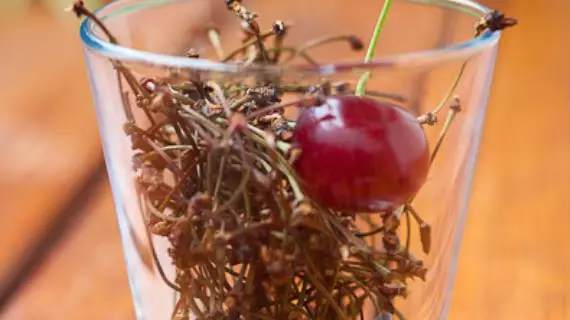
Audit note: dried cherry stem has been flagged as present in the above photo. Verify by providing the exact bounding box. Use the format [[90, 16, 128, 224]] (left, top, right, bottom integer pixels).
[[144, 137, 183, 177], [267, 47, 295, 62], [213, 148, 252, 214], [404, 207, 411, 256], [69, 1, 152, 126], [355, 0, 393, 96], [225, 0, 272, 63], [222, 30, 276, 62], [300, 34, 364, 53], [355, 226, 384, 238], [207, 27, 225, 60], [67, 1, 117, 43], [404, 203, 431, 254], [185, 290, 206, 319], [146, 198, 184, 223], [418, 11, 517, 125], [428, 96, 461, 168], [242, 45, 259, 66], [146, 225, 182, 292], [302, 249, 349, 320], [230, 95, 254, 110], [118, 74, 135, 123], [170, 91, 196, 106], [135, 145, 194, 162], [417, 63, 466, 127], [252, 25, 271, 63], [406, 90, 465, 254], [68, 3, 146, 98], [271, 47, 321, 66], [245, 125, 304, 201], [206, 81, 232, 117], [271, 20, 287, 63], [245, 96, 317, 121], [280, 35, 363, 66], [206, 148, 216, 196], [357, 215, 380, 250], [336, 274, 383, 315], [158, 157, 202, 212], [177, 102, 224, 136]]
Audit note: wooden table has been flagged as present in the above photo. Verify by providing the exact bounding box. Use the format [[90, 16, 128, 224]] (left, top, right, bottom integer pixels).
[[1, 1, 569, 319]]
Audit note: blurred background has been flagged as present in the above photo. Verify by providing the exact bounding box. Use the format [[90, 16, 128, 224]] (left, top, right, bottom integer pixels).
[[0, 0, 568, 319]]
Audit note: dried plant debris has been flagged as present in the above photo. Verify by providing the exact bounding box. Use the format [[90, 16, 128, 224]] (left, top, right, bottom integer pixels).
[[70, 1, 517, 319]]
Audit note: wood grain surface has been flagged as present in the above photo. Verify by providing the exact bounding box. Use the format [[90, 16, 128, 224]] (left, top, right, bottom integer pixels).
[[0, 0, 569, 319]]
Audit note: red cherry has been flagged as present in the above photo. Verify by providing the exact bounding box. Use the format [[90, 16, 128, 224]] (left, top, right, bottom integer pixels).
[[291, 95, 430, 213]]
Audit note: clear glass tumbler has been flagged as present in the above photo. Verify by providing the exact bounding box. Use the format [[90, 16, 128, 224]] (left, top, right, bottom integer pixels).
[[79, 0, 503, 319]]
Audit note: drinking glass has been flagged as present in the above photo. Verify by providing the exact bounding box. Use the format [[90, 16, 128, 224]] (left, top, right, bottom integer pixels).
[[79, 0, 502, 319]]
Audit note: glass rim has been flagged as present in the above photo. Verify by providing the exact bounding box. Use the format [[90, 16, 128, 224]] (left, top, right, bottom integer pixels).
[[80, 0, 501, 75]]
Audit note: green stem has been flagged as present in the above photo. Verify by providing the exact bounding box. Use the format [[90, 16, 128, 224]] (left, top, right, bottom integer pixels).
[[355, 0, 393, 96], [432, 61, 467, 115]]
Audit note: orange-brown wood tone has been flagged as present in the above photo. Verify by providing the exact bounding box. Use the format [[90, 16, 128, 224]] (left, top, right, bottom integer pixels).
[[0, 0, 568, 319]]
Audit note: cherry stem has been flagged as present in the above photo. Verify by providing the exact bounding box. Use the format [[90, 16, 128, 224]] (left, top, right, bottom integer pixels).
[[142, 219, 182, 292], [407, 100, 462, 205], [246, 125, 305, 201], [72, 4, 118, 44], [244, 96, 315, 121], [302, 249, 350, 320], [274, 47, 320, 66], [431, 62, 467, 116], [298, 34, 364, 54], [418, 30, 480, 125], [206, 80, 232, 117], [429, 96, 461, 168], [404, 207, 411, 257], [207, 28, 225, 60], [355, 0, 393, 96], [355, 226, 384, 238], [222, 29, 276, 62], [405, 204, 425, 226]]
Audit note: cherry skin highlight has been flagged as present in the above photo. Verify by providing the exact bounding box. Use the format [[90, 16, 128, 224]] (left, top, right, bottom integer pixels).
[[291, 95, 430, 213]]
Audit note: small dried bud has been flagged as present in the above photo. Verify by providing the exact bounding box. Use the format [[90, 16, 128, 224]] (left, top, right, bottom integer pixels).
[[246, 85, 280, 106], [380, 282, 407, 298], [419, 223, 432, 254], [417, 111, 438, 126], [476, 10, 518, 35], [227, 0, 257, 23], [225, 0, 241, 9], [137, 163, 163, 188], [347, 35, 364, 50], [139, 77, 157, 92], [450, 96, 462, 113], [65, 0, 85, 18], [248, 20, 261, 34], [151, 221, 172, 236], [272, 20, 287, 36], [122, 122, 137, 135], [185, 48, 200, 58]]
